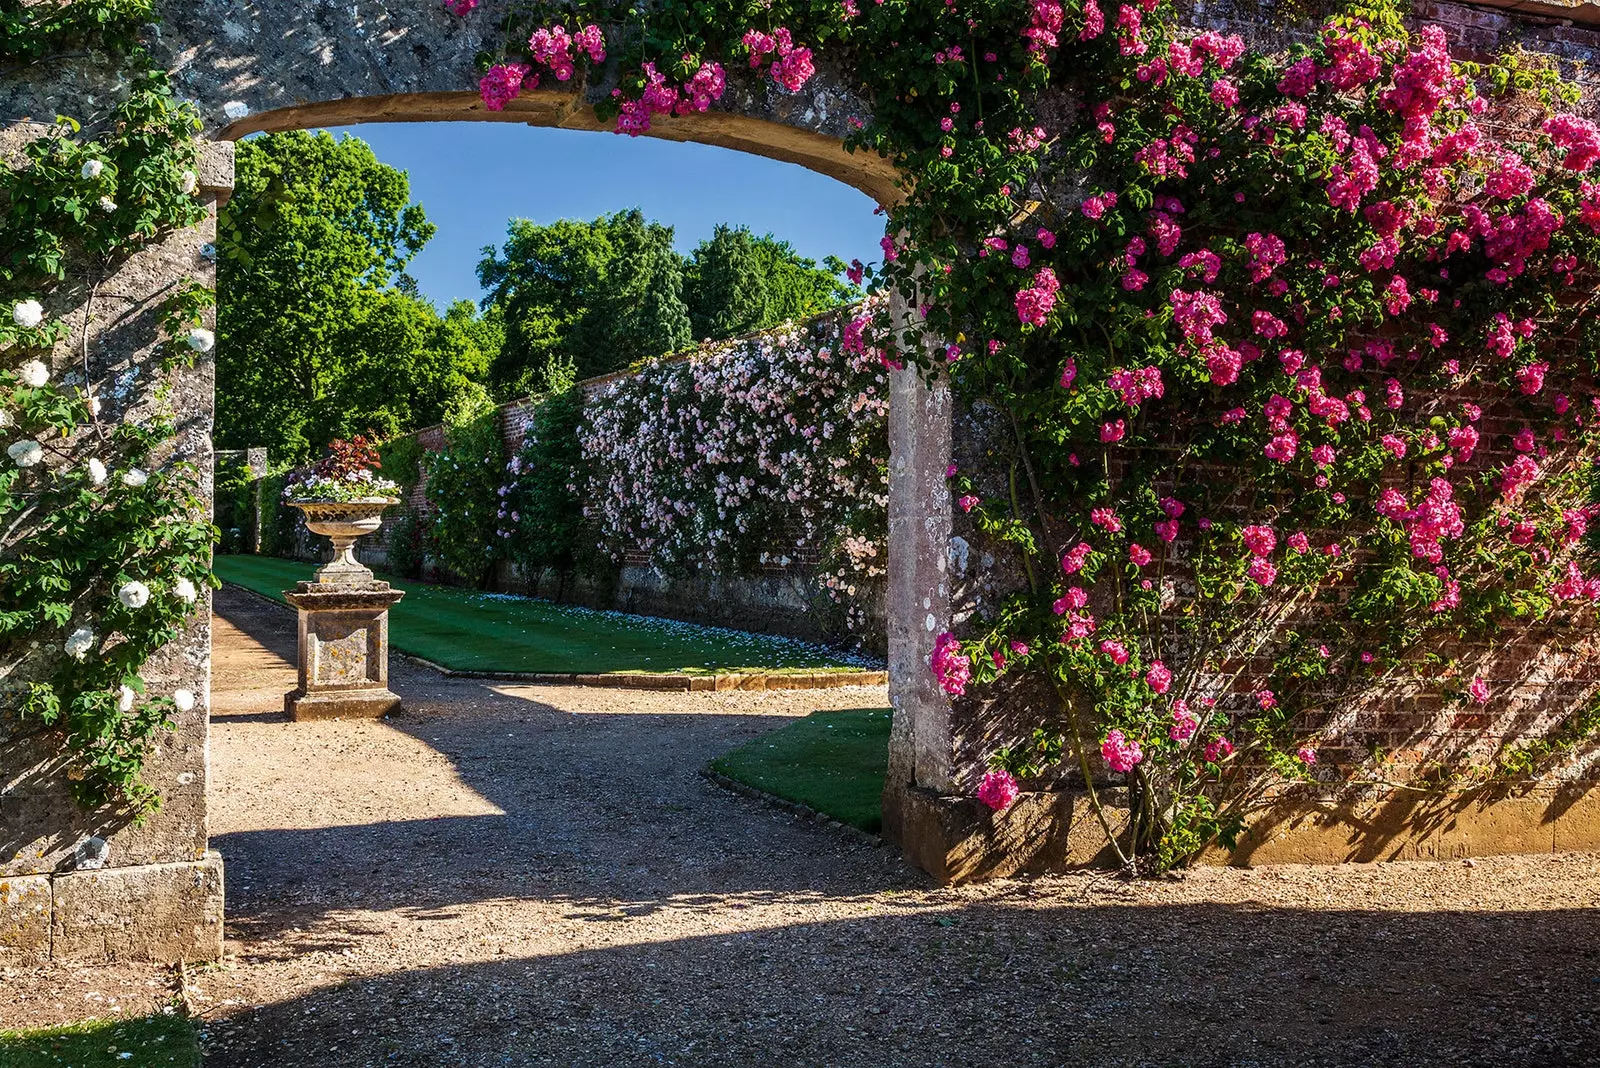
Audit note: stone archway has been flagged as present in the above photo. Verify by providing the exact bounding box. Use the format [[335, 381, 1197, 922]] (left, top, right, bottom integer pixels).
[[0, 1, 958, 965]]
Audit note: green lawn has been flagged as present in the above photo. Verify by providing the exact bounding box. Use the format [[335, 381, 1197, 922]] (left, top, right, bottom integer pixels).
[[709, 707, 891, 831], [0, 1013, 198, 1067], [215, 555, 878, 676]]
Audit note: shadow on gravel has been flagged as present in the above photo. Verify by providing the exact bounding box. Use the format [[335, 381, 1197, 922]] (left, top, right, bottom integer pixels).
[[212, 586, 914, 948], [201, 900, 1600, 1068]]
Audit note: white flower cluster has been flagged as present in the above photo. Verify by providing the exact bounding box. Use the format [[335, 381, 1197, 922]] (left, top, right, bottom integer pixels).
[[284, 468, 401, 502], [574, 301, 890, 629]]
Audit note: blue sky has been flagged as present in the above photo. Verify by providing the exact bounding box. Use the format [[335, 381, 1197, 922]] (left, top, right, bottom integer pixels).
[[321, 122, 887, 310]]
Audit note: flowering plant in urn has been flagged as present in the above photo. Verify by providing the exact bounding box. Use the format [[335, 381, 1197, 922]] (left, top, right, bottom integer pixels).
[[283, 436, 399, 504], [285, 436, 400, 585]]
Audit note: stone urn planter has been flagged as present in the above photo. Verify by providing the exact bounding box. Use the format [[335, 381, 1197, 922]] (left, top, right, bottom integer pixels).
[[282, 496, 405, 721], [288, 497, 397, 586]]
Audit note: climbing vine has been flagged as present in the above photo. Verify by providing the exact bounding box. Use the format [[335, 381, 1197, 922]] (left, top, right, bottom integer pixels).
[[451, 0, 1600, 868], [1, 10, 216, 813]]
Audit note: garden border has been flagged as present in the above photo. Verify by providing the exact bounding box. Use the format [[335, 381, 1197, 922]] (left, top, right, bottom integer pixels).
[[221, 581, 887, 693]]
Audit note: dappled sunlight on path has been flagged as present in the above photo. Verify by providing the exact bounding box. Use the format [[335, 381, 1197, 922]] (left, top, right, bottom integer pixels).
[[18, 588, 1596, 1066]]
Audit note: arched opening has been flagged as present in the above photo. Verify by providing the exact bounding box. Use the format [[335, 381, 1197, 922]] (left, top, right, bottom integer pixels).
[[197, 94, 955, 1032]]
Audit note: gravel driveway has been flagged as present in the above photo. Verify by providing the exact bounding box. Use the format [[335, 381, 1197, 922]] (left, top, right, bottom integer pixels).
[[8, 586, 1600, 1066]]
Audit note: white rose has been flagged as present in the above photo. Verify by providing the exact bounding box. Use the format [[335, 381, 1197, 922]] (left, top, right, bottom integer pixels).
[[98, 196, 118, 213], [173, 577, 197, 603], [173, 689, 196, 713], [118, 685, 137, 712], [117, 580, 150, 609], [12, 299, 43, 329], [86, 458, 107, 485], [17, 360, 48, 388], [181, 170, 198, 195], [186, 328, 215, 354], [122, 467, 148, 487], [7, 439, 43, 467], [64, 627, 95, 660], [81, 159, 104, 180]]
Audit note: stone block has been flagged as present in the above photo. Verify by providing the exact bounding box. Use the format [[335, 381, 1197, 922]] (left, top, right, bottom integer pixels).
[[284, 582, 405, 720], [885, 784, 1124, 884], [50, 854, 224, 963], [286, 688, 403, 721], [0, 874, 52, 966]]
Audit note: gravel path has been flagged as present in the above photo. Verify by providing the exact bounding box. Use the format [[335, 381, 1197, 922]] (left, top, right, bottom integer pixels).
[[7, 586, 1600, 1066]]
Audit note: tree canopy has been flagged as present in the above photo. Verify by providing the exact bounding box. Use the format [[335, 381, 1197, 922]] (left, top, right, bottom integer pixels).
[[479, 214, 856, 395], [216, 131, 495, 463]]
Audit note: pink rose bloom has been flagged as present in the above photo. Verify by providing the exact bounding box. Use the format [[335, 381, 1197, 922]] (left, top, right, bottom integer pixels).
[[931, 632, 971, 696], [958, 495, 979, 513], [1099, 639, 1130, 665], [1090, 508, 1122, 533], [1203, 737, 1234, 763], [1241, 524, 1277, 556], [1101, 729, 1144, 772], [976, 769, 1020, 811], [1062, 542, 1093, 573], [1060, 357, 1078, 389], [1146, 660, 1172, 694], [1101, 419, 1126, 442], [1129, 543, 1152, 566], [1288, 531, 1309, 553], [1247, 557, 1278, 586], [1468, 676, 1490, 704], [1170, 701, 1199, 741], [1297, 747, 1317, 766], [479, 63, 533, 111]]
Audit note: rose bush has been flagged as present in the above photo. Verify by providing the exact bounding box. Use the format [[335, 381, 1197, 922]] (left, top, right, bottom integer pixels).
[[573, 305, 890, 635], [0, 19, 216, 812], [452, 0, 1600, 869]]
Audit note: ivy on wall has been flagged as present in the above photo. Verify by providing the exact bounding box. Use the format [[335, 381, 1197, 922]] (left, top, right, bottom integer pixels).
[[0, 12, 215, 812]]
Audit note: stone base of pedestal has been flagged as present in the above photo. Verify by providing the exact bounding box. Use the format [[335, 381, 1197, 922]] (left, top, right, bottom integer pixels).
[[285, 686, 402, 721], [283, 579, 406, 723]]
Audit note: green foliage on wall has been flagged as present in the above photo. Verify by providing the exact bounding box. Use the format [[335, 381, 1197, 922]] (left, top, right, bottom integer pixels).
[[423, 394, 506, 586], [502, 387, 589, 592]]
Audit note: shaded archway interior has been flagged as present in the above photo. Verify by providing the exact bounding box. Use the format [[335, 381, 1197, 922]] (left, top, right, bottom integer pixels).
[[218, 90, 906, 209]]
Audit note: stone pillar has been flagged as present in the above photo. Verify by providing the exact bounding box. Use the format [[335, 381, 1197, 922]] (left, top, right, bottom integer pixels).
[[282, 583, 405, 720], [0, 137, 232, 965], [245, 445, 268, 552], [880, 289, 960, 871]]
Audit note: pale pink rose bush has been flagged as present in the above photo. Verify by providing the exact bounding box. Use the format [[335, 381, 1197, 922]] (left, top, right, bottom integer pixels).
[[575, 303, 890, 638]]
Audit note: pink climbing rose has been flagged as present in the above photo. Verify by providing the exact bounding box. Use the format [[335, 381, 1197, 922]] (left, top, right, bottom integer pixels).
[[479, 63, 533, 111], [930, 632, 971, 696], [977, 769, 1020, 812], [1468, 676, 1491, 704], [1101, 729, 1143, 772]]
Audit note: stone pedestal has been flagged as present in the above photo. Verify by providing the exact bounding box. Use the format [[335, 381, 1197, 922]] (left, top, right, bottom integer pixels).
[[283, 581, 405, 720]]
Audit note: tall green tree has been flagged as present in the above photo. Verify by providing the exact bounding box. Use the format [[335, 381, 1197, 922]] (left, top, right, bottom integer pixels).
[[478, 209, 695, 394], [684, 224, 768, 341], [685, 226, 856, 341], [217, 131, 495, 463]]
